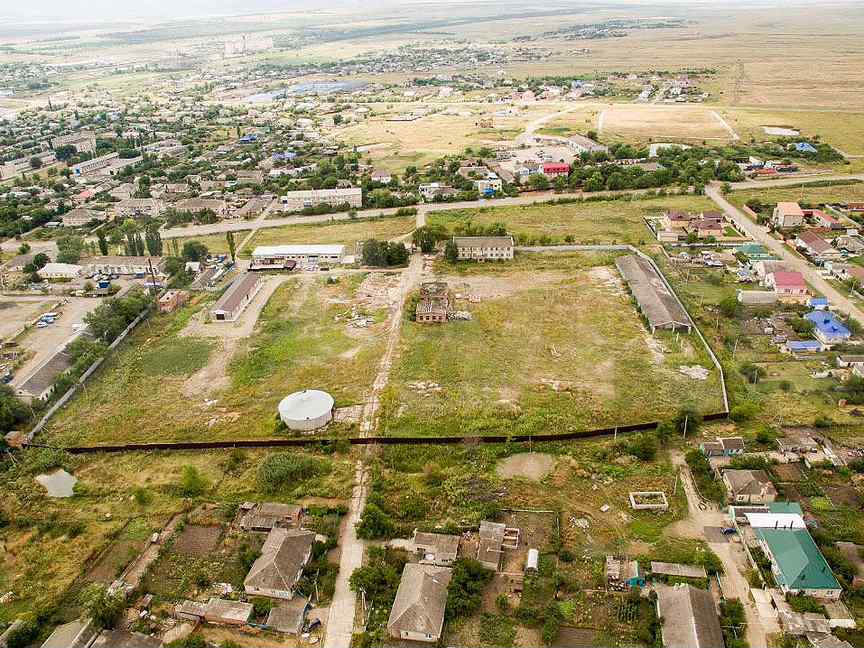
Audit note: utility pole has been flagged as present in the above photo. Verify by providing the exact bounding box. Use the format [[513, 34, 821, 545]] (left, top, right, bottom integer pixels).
[[682, 415, 689, 439]]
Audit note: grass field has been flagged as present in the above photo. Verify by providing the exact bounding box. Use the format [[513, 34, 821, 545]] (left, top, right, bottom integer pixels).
[[720, 108, 864, 156], [380, 254, 724, 438], [243, 215, 416, 256], [728, 181, 864, 210], [428, 194, 718, 246], [338, 102, 555, 172], [46, 274, 390, 445], [598, 104, 736, 143]]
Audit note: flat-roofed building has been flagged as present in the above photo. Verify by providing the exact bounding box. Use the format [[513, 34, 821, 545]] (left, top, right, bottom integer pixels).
[[210, 272, 262, 322], [39, 262, 82, 280], [115, 198, 163, 220], [280, 187, 362, 212], [52, 131, 97, 154], [453, 236, 514, 261], [250, 244, 345, 269], [84, 256, 165, 276], [72, 152, 119, 176]]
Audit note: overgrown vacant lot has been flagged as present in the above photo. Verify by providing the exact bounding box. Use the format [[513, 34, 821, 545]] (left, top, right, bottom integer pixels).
[[727, 181, 864, 212], [47, 274, 390, 445], [0, 446, 353, 629], [427, 194, 718, 246], [244, 214, 416, 256], [720, 107, 864, 156], [380, 254, 724, 438]]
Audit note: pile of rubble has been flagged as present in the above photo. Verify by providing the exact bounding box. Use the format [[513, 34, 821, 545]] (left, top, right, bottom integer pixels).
[[408, 380, 443, 396]]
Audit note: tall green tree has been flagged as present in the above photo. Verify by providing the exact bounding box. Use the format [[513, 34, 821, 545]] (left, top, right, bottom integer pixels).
[[226, 230, 236, 262], [97, 229, 109, 256]]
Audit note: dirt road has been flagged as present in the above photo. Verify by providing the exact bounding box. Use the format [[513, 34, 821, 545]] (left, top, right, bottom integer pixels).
[[323, 254, 424, 648], [706, 184, 864, 325], [670, 451, 768, 647]]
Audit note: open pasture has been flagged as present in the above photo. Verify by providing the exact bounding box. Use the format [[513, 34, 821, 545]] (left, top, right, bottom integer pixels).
[[380, 253, 725, 438]]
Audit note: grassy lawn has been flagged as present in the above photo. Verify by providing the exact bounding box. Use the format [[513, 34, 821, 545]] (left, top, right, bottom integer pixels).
[[427, 194, 718, 246], [242, 214, 416, 257], [46, 274, 389, 445], [727, 182, 864, 213], [380, 254, 724, 438]]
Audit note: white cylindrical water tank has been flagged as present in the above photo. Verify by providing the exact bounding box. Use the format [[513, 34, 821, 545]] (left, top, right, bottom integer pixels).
[[278, 389, 335, 431], [526, 548, 539, 572]]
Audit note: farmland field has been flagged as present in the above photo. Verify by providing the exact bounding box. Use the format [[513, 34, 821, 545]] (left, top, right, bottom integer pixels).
[[379, 253, 725, 437], [598, 104, 736, 143], [45, 273, 392, 445], [427, 194, 718, 246]]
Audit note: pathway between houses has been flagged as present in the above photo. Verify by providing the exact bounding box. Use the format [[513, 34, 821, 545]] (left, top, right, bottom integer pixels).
[[323, 254, 424, 648]]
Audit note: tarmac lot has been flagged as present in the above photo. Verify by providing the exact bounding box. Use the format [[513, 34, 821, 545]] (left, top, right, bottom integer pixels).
[[9, 296, 103, 387], [0, 295, 58, 340]]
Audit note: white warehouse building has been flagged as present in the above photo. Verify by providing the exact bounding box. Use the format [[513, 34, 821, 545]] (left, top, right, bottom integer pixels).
[[280, 187, 362, 212], [250, 244, 346, 270]]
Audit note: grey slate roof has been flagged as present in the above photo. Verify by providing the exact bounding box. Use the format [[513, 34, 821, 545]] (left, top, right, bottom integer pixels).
[[387, 563, 452, 639], [615, 254, 692, 330], [655, 583, 724, 648], [244, 527, 314, 593]]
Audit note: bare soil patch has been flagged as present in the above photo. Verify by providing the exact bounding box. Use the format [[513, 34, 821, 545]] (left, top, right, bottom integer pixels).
[[445, 270, 569, 300], [172, 525, 222, 555], [827, 485, 861, 509], [773, 463, 804, 482], [496, 452, 556, 481]]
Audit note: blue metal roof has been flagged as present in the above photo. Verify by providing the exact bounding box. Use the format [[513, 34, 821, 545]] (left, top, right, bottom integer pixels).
[[805, 310, 851, 341], [795, 142, 818, 153], [786, 340, 823, 352]]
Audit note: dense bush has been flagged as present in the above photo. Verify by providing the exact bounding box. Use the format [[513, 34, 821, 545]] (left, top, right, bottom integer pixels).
[[256, 453, 327, 493], [446, 558, 494, 620], [355, 502, 395, 540]]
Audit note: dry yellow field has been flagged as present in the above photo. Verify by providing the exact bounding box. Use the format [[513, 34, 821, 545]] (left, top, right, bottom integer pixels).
[[338, 102, 554, 171], [720, 107, 864, 156], [598, 105, 736, 143]]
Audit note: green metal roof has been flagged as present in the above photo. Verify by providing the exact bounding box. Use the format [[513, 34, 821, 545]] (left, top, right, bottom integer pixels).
[[735, 243, 777, 260], [756, 528, 840, 591]]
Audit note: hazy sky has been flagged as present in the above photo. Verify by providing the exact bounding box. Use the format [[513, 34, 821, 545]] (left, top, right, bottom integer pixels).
[[0, 0, 840, 25]]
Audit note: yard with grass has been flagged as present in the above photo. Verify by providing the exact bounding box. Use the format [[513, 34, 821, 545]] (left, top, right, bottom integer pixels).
[[427, 194, 718, 246], [380, 253, 724, 438], [242, 214, 416, 256], [0, 445, 354, 631], [727, 181, 864, 215], [364, 438, 690, 647], [45, 273, 391, 445]]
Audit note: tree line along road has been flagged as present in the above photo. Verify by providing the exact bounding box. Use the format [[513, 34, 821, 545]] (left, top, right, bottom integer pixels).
[[155, 173, 864, 241]]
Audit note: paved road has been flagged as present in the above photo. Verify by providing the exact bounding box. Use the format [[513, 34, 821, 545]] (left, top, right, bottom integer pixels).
[[706, 185, 864, 324], [671, 452, 768, 648], [156, 173, 864, 243], [323, 254, 424, 648]]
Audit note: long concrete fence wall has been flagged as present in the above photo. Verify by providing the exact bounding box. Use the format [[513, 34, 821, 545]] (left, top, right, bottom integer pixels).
[[24, 245, 729, 453], [24, 307, 151, 444]]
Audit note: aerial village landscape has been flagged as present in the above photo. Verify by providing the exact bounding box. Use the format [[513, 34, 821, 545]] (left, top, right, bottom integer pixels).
[[3, 0, 864, 647]]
